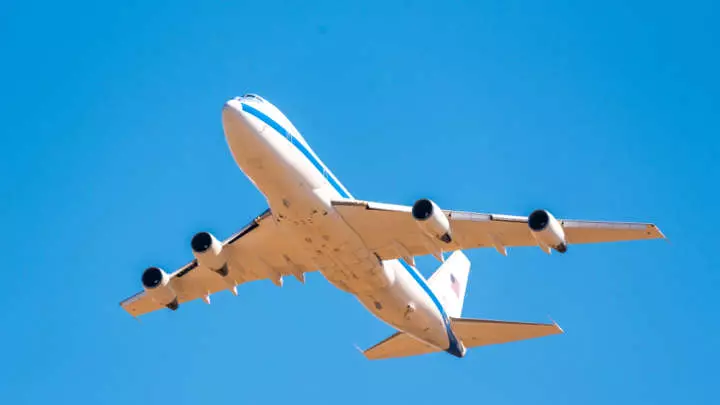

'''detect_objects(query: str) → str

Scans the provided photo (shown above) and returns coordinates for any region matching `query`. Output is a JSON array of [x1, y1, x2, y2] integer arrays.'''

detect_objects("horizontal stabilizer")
[[361, 318, 563, 360], [451, 317, 563, 348], [361, 332, 442, 360]]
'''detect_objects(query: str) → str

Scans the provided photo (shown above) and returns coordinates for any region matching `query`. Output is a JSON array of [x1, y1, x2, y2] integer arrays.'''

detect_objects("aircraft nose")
[[222, 97, 255, 128], [223, 97, 244, 115], [222, 96, 273, 138], [222, 97, 250, 133], [222, 96, 268, 143]]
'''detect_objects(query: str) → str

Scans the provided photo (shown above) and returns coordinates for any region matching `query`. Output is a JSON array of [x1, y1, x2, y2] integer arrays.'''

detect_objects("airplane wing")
[[332, 200, 665, 259], [120, 209, 315, 317]]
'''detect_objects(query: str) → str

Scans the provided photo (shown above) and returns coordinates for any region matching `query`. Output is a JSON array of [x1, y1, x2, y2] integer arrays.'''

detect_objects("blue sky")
[[0, 1, 717, 403]]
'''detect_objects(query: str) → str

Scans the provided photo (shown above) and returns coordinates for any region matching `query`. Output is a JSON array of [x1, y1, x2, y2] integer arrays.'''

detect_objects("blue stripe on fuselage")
[[240, 102, 463, 357], [240, 103, 351, 199], [397, 260, 463, 357]]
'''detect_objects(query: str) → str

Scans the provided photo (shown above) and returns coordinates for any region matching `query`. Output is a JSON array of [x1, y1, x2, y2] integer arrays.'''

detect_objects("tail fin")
[[427, 251, 470, 318]]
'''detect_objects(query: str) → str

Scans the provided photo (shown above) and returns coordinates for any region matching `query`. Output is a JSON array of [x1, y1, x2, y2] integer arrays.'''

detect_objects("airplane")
[[120, 93, 665, 360]]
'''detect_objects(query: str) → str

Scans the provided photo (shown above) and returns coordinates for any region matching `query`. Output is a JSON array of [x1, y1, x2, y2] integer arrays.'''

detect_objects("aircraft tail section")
[[360, 250, 563, 360], [361, 318, 563, 360], [427, 251, 471, 318]]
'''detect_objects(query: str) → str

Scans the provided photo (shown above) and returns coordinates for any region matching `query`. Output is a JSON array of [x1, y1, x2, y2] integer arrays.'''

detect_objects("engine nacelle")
[[191, 232, 229, 276], [141, 267, 179, 310], [411, 198, 452, 243], [528, 209, 567, 253]]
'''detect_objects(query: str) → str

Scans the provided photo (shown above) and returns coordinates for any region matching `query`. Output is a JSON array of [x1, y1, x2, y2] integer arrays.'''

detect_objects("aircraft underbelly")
[[355, 266, 450, 350], [224, 101, 449, 351]]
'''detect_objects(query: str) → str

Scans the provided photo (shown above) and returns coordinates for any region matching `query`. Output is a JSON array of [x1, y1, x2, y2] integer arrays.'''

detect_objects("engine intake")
[[141, 266, 167, 290], [411, 198, 434, 220], [528, 209, 567, 253], [191, 231, 214, 253], [528, 209, 551, 232], [191, 231, 229, 276], [412, 198, 452, 244]]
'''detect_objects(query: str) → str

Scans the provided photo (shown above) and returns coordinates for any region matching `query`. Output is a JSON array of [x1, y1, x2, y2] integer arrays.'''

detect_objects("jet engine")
[[141, 267, 179, 310], [411, 198, 452, 243], [528, 209, 567, 253], [191, 231, 229, 276]]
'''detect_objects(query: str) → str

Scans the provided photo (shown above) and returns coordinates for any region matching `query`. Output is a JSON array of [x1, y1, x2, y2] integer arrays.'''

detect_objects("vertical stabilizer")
[[427, 251, 471, 318]]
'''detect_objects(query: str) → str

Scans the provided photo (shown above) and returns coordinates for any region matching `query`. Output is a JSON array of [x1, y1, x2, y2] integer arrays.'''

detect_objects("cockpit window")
[[243, 93, 265, 102]]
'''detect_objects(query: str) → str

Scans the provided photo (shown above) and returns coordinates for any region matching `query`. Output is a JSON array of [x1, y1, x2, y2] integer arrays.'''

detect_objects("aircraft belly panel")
[[356, 267, 450, 351]]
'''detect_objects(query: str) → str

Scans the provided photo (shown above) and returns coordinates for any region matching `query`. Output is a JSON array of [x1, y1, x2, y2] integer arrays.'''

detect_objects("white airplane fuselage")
[[222, 95, 465, 357]]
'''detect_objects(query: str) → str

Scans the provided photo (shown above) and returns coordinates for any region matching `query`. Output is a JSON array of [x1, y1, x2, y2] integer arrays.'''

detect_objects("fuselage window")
[[243, 94, 265, 103]]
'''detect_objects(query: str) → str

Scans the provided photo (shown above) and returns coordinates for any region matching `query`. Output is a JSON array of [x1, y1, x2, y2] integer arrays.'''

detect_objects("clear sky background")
[[1, 1, 718, 404]]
